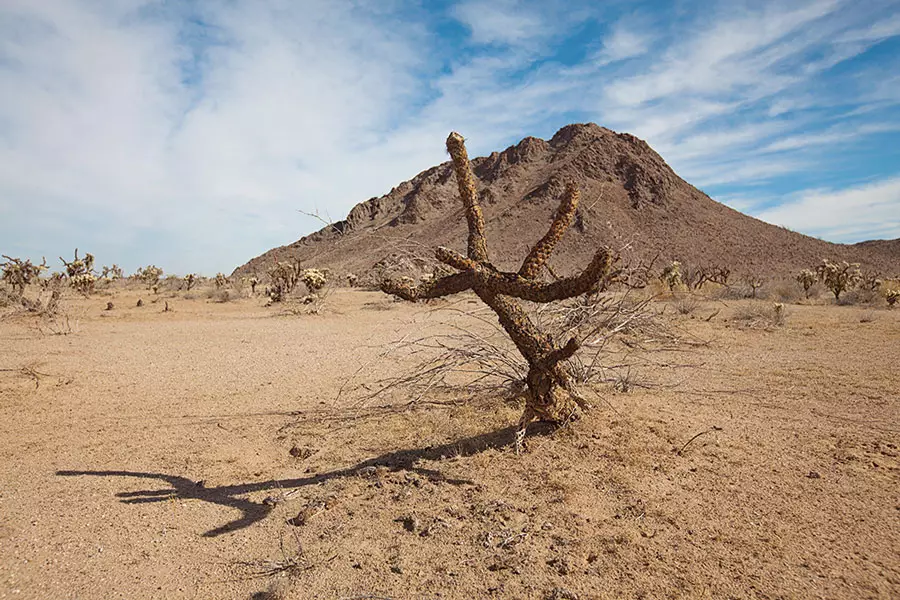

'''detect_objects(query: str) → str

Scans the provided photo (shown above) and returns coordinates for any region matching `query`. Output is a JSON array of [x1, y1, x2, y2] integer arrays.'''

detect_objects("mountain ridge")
[[233, 123, 898, 283]]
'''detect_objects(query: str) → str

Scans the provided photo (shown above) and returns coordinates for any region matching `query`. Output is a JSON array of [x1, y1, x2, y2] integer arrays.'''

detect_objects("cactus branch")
[[446, 132, 489, 262], [519, 183, 580, 279]]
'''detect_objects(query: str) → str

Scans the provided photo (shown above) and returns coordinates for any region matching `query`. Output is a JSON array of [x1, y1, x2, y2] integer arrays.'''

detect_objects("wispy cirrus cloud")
[[1, 0, 898, 274]]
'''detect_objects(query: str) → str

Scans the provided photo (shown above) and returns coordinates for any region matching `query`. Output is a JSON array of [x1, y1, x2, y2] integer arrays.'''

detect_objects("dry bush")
[[769, 279, 802, 303], [673, 294, 702, 315], [858, 310, 877, 323], [837, 287, 882, 306], [731, 302, 786, 328], [209, 289, 232, 303]]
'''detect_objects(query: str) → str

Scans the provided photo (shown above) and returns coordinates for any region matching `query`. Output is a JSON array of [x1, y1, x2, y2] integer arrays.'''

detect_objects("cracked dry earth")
[[0, 288, 897, 599]]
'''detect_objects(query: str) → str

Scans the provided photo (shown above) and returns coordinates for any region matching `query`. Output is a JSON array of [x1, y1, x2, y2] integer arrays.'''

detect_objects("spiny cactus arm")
[[436, 246, 615, 303], [446, 132, 489, 262], [518, 183, 580, 279], [475, 289, 550, 364], [381, 272, 476, 302]]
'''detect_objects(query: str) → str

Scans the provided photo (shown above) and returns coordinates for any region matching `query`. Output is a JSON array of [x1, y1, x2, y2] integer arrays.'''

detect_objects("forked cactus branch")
[[381, 132, 617, 452]]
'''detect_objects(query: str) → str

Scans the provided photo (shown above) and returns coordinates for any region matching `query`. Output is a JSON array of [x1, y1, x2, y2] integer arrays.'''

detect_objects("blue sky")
[[1, 0, 898, 275]]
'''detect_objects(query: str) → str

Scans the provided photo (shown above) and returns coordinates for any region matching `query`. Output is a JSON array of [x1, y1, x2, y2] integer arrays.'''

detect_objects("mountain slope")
[[233, 124, 899, 283]]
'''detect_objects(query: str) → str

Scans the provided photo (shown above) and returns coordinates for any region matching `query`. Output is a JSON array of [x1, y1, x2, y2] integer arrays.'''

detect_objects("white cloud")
[[452, 0, 544, 46], [756, 177, 900, 241]]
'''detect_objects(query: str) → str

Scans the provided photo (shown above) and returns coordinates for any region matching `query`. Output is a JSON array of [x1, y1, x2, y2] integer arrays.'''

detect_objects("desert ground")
[[0, 286, 897, 600]]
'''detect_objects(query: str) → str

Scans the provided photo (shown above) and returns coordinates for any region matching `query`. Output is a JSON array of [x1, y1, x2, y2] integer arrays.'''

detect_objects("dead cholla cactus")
[[266, 260, 302, 302], [345, 273, 358, 287], [183, 273, 198, 291], [249, 276, 260, 294], [1, 255, 48, 296], [301, 268, 327, 294], [70, 273, 96, 296], [214, 273, 228, 289], [136, 265, 164, 290], [796, 269, 817, 299], [660, 261, 682, 291], [816, 259, 861, 301], [381, 132, 619, 452], [100, 264, 124, 280], [885, 288, 899, 308]]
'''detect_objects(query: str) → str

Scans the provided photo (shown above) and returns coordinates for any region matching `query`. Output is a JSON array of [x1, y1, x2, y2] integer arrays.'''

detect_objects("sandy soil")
[[0, 287, 897, 599]]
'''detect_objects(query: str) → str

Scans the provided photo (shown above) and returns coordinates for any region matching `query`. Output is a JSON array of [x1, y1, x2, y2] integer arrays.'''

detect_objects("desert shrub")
[[769, 279, 802, 303], [1, 255, 48, 296], [210, 289, 232, 303], [837, 287, 880, 306], [266, 260, 302, 302], [674, 294, 701, 315], [136, 265, 164, 290], [732, 302, 786, 328], [796, 269, 817, 299], [816, 259, 861, 301], [660, 261, 682, 290], [214, 273, 228, 289]]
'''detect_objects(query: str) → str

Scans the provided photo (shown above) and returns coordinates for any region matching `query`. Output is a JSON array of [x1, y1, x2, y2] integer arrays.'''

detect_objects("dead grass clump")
[[858, 310, 877, 323], [731, 302, 786, 329], [837, 287, 881, 306], [210, 289, 232, 303], [768, 279, 803, 303], [673, 294, 702, 315]]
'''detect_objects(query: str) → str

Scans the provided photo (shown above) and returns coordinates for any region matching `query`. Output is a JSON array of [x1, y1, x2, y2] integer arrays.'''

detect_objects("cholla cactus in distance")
[[660, 261, 682, 290], [136, 265, 164, 290], [248, 276, 259, 294], [301, 268, 327, 293], [101, 264, 124, 280], [60, 249, 94, 278], [184, 273, 198, 291], [886, 288, 899, 308], [1, 255, 48, 296], [70, 273, 96, 296], [816, 259, 861, 300], [266, 260, 302, 302], [214, 273, 228, 289], [796, 269, 817, 299]]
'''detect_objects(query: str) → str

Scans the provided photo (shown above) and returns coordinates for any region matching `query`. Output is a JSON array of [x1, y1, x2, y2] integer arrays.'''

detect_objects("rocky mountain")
[[233, 123, 898, 284]]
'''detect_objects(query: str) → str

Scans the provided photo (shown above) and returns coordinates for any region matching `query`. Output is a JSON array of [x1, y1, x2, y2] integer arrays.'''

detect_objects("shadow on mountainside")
[[57, 422, 555, 537]]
